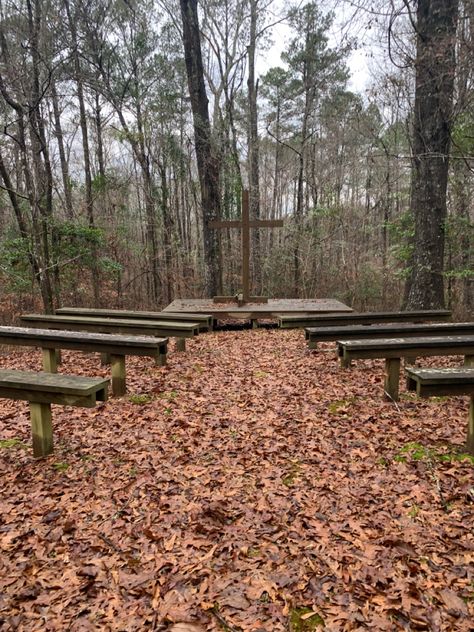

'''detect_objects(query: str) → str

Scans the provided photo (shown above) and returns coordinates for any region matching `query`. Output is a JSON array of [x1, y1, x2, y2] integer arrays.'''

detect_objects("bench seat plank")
[[0, 326, 167, 396], [405, 367, 474, 454], [56, 307, 214, 331], [0, 369, 109, 458], [337, 336, 474, 401], [306, 322, 474, 348], [338, 335, 474, 351], [0, 326, 167, 354], [406, 367, 474, 394], [0, 369, 109, 396], [279, 309, 451, 328], [20, 314, 199, 339]]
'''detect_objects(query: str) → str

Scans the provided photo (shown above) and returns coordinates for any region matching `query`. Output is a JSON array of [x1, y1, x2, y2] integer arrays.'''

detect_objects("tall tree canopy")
[[0, 0, 471, 315]]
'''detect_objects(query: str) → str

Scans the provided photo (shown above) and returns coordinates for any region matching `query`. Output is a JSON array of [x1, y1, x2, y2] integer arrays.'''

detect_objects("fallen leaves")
[[0, 330, 473, 631]]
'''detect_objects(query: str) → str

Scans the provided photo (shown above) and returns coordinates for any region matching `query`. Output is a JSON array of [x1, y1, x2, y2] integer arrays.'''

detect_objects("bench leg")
[[340, 353, 352, 369], [384, 358, 401, 402], [100, 353, 111, 366], [307, 341, 317, 350], [110, 354, 126, 396], [467, 396, 474, 456], [464, 355, 474, 367], [30, 402, 53, 458], [155, 351, 167, 367], [176, 338, 186, 352], [56, 349, 62, 365], [252, 319, 258, 329], [42, 348, 58, 373]]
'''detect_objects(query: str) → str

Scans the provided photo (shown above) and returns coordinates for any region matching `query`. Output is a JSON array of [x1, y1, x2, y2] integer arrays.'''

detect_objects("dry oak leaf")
[[438, 588, 468, 616], [168, 625, 206, 632]]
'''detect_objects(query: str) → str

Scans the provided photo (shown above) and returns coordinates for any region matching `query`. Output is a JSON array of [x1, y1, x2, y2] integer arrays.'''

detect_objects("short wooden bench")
[[337, 335, 474, 401], [20, 314, 199, 352], [0, 369, 108, 458], [306, 322, 474, 350], [56, 307, 214, 332], [279, 309, 451, 329], [406, 367, 474, 455], [0, 326, 167, 396]]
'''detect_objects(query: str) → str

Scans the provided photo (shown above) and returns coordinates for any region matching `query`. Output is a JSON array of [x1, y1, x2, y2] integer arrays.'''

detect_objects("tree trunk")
[[405, 0, 459, 309], [27, 0, 55, 312], [64, 0, 100, 306], [180, 0, 221, 296], [94, 91, 106, 180], [51, 80, 74, 219], [247, 0, 261, 295]]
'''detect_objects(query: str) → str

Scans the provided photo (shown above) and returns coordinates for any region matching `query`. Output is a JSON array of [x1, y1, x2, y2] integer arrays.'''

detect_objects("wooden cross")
[[210, 189, 283, 305]]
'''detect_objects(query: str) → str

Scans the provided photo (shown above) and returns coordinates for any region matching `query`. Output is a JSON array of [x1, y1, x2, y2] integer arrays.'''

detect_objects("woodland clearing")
[[0, 329, 473, 631]]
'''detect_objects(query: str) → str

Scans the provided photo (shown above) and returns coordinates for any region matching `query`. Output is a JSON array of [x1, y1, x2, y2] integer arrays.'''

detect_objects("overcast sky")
[[255, 0, 388, 96]]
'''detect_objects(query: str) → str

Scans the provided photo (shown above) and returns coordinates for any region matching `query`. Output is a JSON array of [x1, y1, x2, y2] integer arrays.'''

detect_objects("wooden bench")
[[306, 322, 474, 350], [337, 335, 474, 401], [405, 367, 474, 455], [56, 307, 215, 332], [278, 309, 451, 329], [20, 314, 199, 352], [0, 326, 167, 396], [0, 369, 108, 458]]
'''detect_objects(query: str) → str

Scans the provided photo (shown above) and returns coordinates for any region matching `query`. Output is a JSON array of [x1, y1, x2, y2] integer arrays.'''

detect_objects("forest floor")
[[0, 328, 473, 632]]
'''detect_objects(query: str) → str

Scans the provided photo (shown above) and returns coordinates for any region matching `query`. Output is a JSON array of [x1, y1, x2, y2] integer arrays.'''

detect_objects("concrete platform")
[[164, 298, 353, 321]]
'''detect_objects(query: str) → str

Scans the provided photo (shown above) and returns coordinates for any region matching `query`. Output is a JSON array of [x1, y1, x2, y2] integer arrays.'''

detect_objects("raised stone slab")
[[164, 298, 352, 322]]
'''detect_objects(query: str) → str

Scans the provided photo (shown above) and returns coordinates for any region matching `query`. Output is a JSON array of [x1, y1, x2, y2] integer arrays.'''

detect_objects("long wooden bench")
[[405, 367, 474, 455], [278, 309, 451, 329], [306, 322, 474, 349], [337, 335, 474, 401], [56, 307, 214, 332], [20, 314, 199, 352], [0, 326, 167, 396], [0, 369, 108, 457]]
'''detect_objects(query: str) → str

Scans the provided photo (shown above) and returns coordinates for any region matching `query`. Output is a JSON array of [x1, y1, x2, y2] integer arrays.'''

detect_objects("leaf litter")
[[0, 329, 473, 631]]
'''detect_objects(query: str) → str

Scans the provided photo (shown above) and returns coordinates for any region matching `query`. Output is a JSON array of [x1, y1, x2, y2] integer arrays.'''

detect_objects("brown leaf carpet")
[[0, 329, 473, 631]]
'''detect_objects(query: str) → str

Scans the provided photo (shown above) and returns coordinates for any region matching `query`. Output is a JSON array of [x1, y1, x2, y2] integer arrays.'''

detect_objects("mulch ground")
[[0, 329, 473, 631]]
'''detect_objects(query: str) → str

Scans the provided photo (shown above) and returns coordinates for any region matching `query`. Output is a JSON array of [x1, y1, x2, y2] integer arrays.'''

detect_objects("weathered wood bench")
[[278, 309, 451, 329], [0, 326, 167, 396], [337, 335, 474, 401], [406, 367, 474, 455], [0, 369, 108, 457], [20, 314, 199, 352], [306, 322, 474, 350], [56, 307, 214, 332]]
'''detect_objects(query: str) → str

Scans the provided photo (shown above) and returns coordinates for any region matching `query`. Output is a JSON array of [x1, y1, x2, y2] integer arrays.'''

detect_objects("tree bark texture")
[[180, 0, 221, 296], [405, 0, 459, 309], [247, 0, 261, 294]]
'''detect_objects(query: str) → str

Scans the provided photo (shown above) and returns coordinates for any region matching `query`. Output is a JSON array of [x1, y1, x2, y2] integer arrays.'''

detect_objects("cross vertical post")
[[209, 189, 283, 305], [241, 189, 250, 303]]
